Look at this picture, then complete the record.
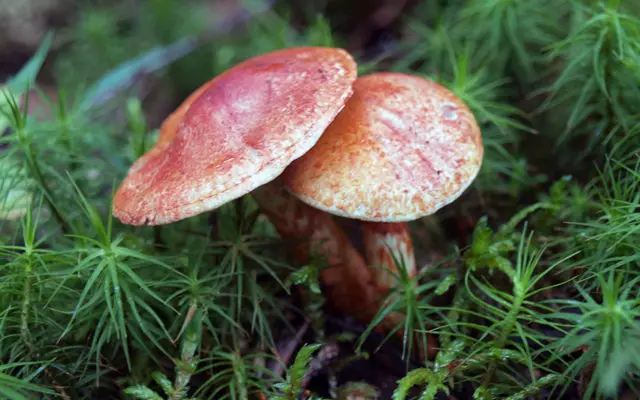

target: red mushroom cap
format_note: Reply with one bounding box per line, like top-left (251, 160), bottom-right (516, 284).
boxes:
top-left (282, 72), bottom-right (483, 222)
top-left (113, 47), bottom-right (357, 225)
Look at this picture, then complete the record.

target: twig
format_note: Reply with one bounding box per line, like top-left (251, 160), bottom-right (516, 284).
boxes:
top-left (300, 342), bottom-right (341, 391)
top-left (267, 319), bottom-right (311, 378)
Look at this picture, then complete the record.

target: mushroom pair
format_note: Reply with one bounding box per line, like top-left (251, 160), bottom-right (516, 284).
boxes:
top-left (112, 47), bottom-right (483, 328)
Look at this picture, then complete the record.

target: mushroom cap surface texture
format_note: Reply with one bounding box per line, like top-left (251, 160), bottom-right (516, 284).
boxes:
top-left (282, 72), bottom-right (484, 222)
top-left (112, 47), bottom-right (357, 225)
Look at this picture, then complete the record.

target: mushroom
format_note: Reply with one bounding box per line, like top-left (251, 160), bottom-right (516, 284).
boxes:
top-left (282, 72), bottom-right (484, 297)
top-left (112, 47), bottom-right (378, 318)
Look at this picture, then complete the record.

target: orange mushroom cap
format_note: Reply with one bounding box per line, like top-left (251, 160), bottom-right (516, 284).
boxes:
top-left (113, 47), bottom-right (357, 225)
top-left (282, 72), bottom-right (483, 222)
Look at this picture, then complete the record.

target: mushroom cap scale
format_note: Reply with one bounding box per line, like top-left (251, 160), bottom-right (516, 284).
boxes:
top-left (282, 72), bottom-right (483, 222)
top-left (112, 47), bottom-right (357, 225)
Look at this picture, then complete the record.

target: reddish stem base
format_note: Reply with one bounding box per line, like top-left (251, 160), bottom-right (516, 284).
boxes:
top-left (361, 221), bottom-right (417, 290)
top-left (252, 180), bottom-right (378, 319)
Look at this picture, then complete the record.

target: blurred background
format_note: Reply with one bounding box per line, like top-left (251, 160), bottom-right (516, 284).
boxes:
top-left (1, 0), bottom-right (419, 127)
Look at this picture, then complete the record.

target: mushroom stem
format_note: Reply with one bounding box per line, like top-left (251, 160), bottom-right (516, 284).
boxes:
top-left (251, 180), bottom-right (378, 318)
top-left (361, 222), bottom-right (417, 290)
top-left (254, 183), bottom-right (436, 357)
top-left (360, 222), bottom-right (439, 359)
